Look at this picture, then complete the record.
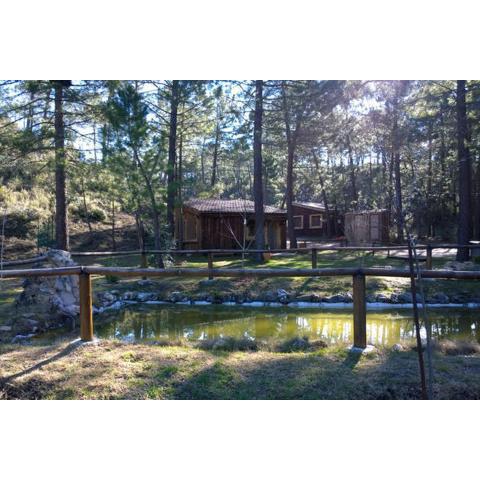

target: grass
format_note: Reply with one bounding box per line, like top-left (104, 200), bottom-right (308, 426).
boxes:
top-left (1, 334), bottom-right (480, 399)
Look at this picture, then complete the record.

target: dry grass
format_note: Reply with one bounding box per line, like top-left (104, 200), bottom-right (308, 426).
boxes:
top-left (1, 334), bottom-right (480, 400)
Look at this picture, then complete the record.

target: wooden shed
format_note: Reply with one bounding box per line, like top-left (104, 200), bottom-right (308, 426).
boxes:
top-left (344, 210), bottom-right (390, 246)
top-left (175, 199), bottom-right (287, 250)
top-left (292, 202), bottom-right (342, 238)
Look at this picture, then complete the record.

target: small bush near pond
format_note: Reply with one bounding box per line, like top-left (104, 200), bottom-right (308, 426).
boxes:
top-left (276, 336), bottom-right (328, 353)
top-left (198, 336), bottom-right (258, 352)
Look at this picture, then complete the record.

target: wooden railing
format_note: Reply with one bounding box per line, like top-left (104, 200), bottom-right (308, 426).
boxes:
top-left (2, 244), bottom-right (474, 272)
top-left (69, 244), bottom-right (477, 273)
top-left (2, 265), bottom-right (480, 348)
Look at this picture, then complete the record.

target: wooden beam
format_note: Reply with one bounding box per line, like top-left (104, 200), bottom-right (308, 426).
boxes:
top-left (80, 266), bottom-right (480, 280)
top-left (79, 272), bottom-right (93, 342)
top-left (0, 266), bottom-right (81, 278)
top-left (353, 273), bottom-right (367, 348)
top-left (0, 256), bottom-right (47, 267)
top-left (2, 266), bottom-right (480, 281)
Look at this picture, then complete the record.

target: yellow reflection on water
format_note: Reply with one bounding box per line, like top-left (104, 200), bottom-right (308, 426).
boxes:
top-left (96, 305), bottom-right (480, 347)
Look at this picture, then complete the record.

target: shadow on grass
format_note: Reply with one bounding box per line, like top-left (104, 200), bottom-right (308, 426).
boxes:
top-left (164, 349), bottom-right (419, 400)
top-left (3, 341), bottom-right (480, 399)
top-left (0, 340), bottom-right (82, 384)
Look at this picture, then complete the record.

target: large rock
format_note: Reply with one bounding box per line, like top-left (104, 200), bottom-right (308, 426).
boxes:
top-left (277, 289), bottom-right (290, 304)
top-left (14, 249), bottom-right (80, 333)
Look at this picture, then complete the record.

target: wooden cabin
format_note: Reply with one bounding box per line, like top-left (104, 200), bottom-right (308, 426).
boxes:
top-left (175, 199), bottom-right (287, 250)
top-left (344, 210), bottom-right (390, 246)
top-left (291, 202), bottom-right (342, 238)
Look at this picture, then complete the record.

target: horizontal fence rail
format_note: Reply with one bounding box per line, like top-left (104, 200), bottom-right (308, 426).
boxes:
top-left (69, 244), bottom-right (475, 256)
top-left (1, 265), bottom-right (480, 347)
top-left (3, 266), bottom-right (480, 280)
top-left (0, 256), bottom-right (48, 267)
top-left (65, 244), bottom-right (478, 273)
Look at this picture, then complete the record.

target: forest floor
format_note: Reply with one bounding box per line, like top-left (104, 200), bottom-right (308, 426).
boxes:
top-left (1, 334), bottom-right (480, 399)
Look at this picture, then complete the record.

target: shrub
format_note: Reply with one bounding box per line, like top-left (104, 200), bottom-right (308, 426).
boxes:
top-left (70, 205), bottom-right (106, 223)
top-left (276, 336), bottom-right (327, 353)
top-left (2, 210), bottom-right (40, 238)
top-left (198, 336), bottom-right (258, 351)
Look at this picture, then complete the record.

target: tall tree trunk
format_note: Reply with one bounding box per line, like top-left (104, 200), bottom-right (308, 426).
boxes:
top-left (347, 136), bottom-right (357, 209)
top-left (391, 89), bottom-right (404, 243)
top-left (111, 200), bottom-right (116, 251)
top-left (426, 124), bottom-right (433, 237)
top-left (311, 150), bottom-right (332, 237)
top-left (211, 114), bottom-right (220, 187)
top-left (253, 80), bottom-right (265, 262)
top-left (200, 138), bottom-right (206, 184)
top-left (456, 80), bottom-right (472, 261)
top-left (177, 128), bottom-right (184, 245)
top-left (281, 83), bottom-right (300, 249)
top-left (394, 150), bottom-right (404, 242)
top-left (134, 150), bottom-right (165, 268)
top-left (53, 81), bottom-right (70, 251)
top-left (134, 212), bottom-right (144, 251)
top-left (167, 80), bottom-right (179, 238)
top-left (474, 158), bottom-right (480, 240)
top-left (80, 176), bottom-right (92, 234)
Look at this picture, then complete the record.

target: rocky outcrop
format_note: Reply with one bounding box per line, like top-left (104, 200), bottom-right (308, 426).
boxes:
top-left (14, 250), bottom-right (79, 333)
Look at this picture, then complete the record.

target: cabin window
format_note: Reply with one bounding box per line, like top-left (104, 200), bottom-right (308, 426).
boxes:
top-left (184, 216), bottom-right (197, 241)
top-left (293, 215), bottom-right (303, 229)
top-left (309, 214), bottom-right (323, 229)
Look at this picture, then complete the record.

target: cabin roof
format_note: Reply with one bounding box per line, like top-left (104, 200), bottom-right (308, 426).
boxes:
top-left (184, 198), bottom-right (286, 214)
top-left (292, 201), bottom-right (326, 212)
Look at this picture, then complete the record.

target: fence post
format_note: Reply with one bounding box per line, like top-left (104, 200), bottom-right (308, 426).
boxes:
top-left (426, 246), bottom-right (433, 270)
top-left (311, 248), bottom-right (317, 269)
top-left (79, 271), bottom-right (93, 342)
top-left (208, 252), bottom-right (214, 280)
top-left (352, 272), bottom-right (367, 348)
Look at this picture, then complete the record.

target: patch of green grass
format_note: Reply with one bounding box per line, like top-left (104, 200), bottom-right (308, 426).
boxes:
top-left (155, 365), bottom-right (179, 379)
top-left (121, 351), bottom-right (138, 362)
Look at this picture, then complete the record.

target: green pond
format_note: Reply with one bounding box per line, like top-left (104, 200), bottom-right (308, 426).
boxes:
top-left (93, 305), bottom-right (480, 346)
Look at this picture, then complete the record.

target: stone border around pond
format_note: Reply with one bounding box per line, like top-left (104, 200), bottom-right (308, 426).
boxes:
top-left (95, 293), bottom-right (480, 314)
top-left (94, 283), bottom-right (480, 313)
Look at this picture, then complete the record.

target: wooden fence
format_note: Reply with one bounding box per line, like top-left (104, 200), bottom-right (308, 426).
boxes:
top-left (2, 265), bottom-right (480, 348)
top-left (69, 244), bottom-right (477, 273)
top-left (2, 244), bottom-right (475, 272)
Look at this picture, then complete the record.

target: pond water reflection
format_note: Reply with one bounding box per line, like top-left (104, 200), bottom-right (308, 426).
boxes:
top-left (94, 305), bottom-right (480, 346)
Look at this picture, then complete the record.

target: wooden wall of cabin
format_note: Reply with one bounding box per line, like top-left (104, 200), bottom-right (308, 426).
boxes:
top-left (179, 210), bottom-right (201, 249)
top-left (200, 214), bottom-right (244, 249)
top-left (199, 214), bottom-right (287, 250)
